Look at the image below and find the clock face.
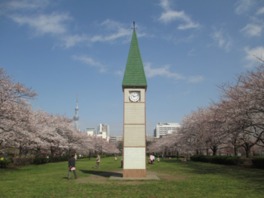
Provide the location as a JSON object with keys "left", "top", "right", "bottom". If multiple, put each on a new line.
{"left": 129, "top": 91, "right": 140, "bottom": 102}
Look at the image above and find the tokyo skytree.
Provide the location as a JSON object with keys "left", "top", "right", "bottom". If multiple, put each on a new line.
{"left": 73, "top": 98, "right": 79, "bottom": 131}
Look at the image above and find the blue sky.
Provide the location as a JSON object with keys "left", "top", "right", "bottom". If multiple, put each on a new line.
{"left": 1, "top": 0, "right": 264, "bottom": 136}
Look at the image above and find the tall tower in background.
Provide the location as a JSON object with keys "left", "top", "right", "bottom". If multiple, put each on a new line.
{"left": 73, "top": 98, "right": 79, "bottom": 131}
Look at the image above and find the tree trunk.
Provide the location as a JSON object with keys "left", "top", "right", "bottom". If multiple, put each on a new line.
{"left": 233, "top": 146, "right": 238, "bottom": 156}
{"left": 212, "top": 145, "right": 218, "bottom": 156}
{"left": 206, "top": 148, "right": 209, "bottom": 156}
{"left": 19, "top": 142, "right": 23, "bottom": 156}
{"left": 243, "top": 143, "right": 252, "bottom": 158}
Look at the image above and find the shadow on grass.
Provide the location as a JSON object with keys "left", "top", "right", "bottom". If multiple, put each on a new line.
{"left": 163, "top": 159, "right": 264, "bottom": 191}
{"left": 186, "top": 161, "right": 264, "bottom": 175}
{"left": 80, "top": 169, "right": 122, "bottom": 178}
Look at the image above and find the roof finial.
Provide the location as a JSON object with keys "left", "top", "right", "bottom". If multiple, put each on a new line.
{"left": 132, "top": 21, "right": 136, "bottom": 30}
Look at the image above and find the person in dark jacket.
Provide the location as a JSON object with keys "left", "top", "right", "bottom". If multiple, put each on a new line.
{"left": 68, "top": 155, "right": 77, "bottom": 179}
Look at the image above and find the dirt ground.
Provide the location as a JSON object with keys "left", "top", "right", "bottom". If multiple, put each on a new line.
{"left": 76, "top": 170, "right": 187, "bottom": 184}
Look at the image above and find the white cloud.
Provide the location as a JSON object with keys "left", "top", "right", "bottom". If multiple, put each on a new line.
{"left": 10, "top": 13, "right": 71, "bottom": 35}
{"left": 159, "top": 9, "right": 184, "bottom": 24}
{"left": 235, "top": 0, "right": 254, "bottom": 15}
{"left": 100, "top": 19, "right": 124, "bottom": 30}
{"left": 256, "top": 7, "right": 264, "bottom": 15}
{"left": 187, "top": 76, "right": 204, "bottom": 83}
{"left": 159, "top": 0, "right": 170, "bottom": 10}
{"left": 158, "top": 0, "right": 200, "bottom": 30}
{"left": 3, "top": 0, "right": 49, "bottom": 11}
{"left": 61, "top": 19, "right": 132, "bottom": 48}
{"left": 72, "top": 55, "right": 107, "bottom": 73}
{"left": 241, "top": 23, "right": 262, "bottom": 37}
{"left": 178, "top": 18, "right": 200, "bottom": 30}
{"left": 244, "top": 46, "right": 264, "bottom": 67}
{"left": 62, "top": 34, "right": 90, "bottom": 48}
{"left": 89, "top": 29, "right": 130, "bottom": 43}
{"left": 144, "top": 63, "right": 184, "bottom": 80}
{"left": 144, "top": 63, "right": 203, "bottom": 83}
{"left": 114, "top": 70, "right": 123, "bottom": 77}
{"left": 211, "top": 28, "right": 232, "bottom": 51}
{"left": 3, "top": 1, "right": 137, "bottom": 48}
{"left": 91, "top": 19, "right": 131, "bottom": 42}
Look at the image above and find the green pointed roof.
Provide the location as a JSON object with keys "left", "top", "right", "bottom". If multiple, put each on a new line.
{"left": 122, "top": 28, "right": 147, "bottom": 89}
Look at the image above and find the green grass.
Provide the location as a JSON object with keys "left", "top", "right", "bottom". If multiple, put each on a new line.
{"left": 0, "top": 157, "right": 264, "bottom": 198}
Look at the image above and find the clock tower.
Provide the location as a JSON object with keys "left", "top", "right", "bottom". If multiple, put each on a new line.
{"left": 122, "top": 22, "right": 147, "bottom": 178}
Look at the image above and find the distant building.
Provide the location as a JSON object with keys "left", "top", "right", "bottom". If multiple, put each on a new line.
{"left": 86, "top": 128, "right": 96, "bottom": 136}
{"left": 86, "top": 124, "right": 110, "bottom": 141}
{"left": 97, "top": 123, "right": 110, "bottom": 141}
{"left": 146, "top": 135, "right": 155, "bottom": 142}
{"left": 154, "top": 123, "right": 181, "bottom": 138}
{"left": 109, "top": 136, "right": 123, "bottom": 144}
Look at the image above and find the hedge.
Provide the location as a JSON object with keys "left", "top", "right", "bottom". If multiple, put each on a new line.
{"left": 33, "top": 155, "right": 69, "bottom": 165}
{"left": 0, "top": 157, "right": 10, "bottom": 168}
{"left": 252, "top": 157, "right": 264, "bottom": 169}
{"left": 190, "top": 155, "right": 242, "bottom": 165}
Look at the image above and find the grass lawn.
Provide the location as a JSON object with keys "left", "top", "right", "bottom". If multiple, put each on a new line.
{"left": 0, "top": 157, "right": 264, "bottom": 198}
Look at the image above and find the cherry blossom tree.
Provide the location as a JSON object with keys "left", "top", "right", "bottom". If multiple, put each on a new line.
{"left": 219, "top": 64, "right": 264, "bottom": 157}
{"left": 0, "top": 68, "right": 36, "bottom": 155}
{"left": 1, "top": 68, "right": 119, "bottom": 162}
{"left": 148, "top": 63, "right": 264, "bottom": 158}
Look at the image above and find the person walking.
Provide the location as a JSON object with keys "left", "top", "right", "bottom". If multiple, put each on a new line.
{"left": 95, "top": 154, "right": 101, "bottom": 168}
{"left": 149, "top": 154, "right": 155, "bottom": 164}
{"left": 68, "top": 155, "right": 77, "bottom": 179}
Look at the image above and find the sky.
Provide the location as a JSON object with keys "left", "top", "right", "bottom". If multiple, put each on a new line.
{"left": 1, "top": 0, "right": 264, "bottom": 136}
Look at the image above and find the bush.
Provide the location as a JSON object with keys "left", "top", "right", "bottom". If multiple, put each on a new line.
{"left": 252, "top": 157, "right": 264, "bottom": 169}
{"left": 33, "top": 155, "right": 68, "bottom": 164}
{"left": 0, "top": 157, "right": 10, "bottom": 168}
{"left": 190, "top": 155, "right": 242, "bottom": 165}
{"left": 211, "top": 156, "right": 242, "bottom": 165}
{"left": 12, "top": 156, "right": 34, "bottom": 166}
{"left": 33, "top": 157, "right": 49, "bottom": 165}
{"left": 49, "top": 155, "right": 68, "bottom": 163}
{"left": 190, "top": 155, "right": 209, "bottom": 163}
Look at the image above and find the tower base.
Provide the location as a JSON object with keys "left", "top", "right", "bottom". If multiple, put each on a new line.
{"left": 123, "top": 169, "right": 146, "bottom": 178}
